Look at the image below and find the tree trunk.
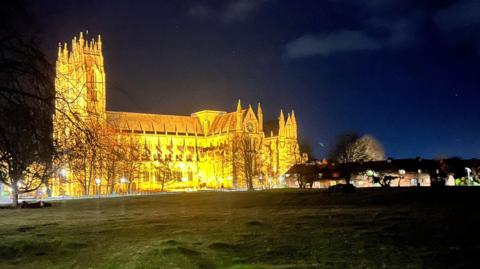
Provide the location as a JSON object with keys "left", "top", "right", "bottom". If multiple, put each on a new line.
{"left": 45, "top": 182, "right": 52, "bottom": 197}
{"left": 247, "top": 177, "right": 254, "bottom": 191}
{"left": 110, "top": 181, "right": 115, "bottom": 194}
{"left": 11, "top": 180, "right": 19, "bottom": 207}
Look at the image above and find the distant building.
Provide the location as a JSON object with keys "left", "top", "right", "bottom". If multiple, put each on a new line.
{"left": 286, "top": 158, "right": 480, "bottom": 188}
{"left": 51, "top": 32, "right": 303, "bottom": 196}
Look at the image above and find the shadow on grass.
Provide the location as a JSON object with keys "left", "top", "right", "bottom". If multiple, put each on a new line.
{"left": 0, "top": 239, "right": 88, "bottom": 260}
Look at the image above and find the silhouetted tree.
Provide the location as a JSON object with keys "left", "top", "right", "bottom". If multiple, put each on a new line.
{"left": 329, "top": 133, "right": 385, "bottom": 164}
{"left": 299, "top": 138, "right": 314, "bottom": 161}
{"left": 372, "top": 174, "right": 397, "bottom": 187}
{"left": 296, "top": 165, "right": 317, "bottom": 188}
{"left": 328, "top": 133, "right": 364, "bottom": 163}
{"left": 0, "top": 2, "right": 56, "bottom": 206}
{"left": 329, "top": 133, "right": 385, "bottom": 184}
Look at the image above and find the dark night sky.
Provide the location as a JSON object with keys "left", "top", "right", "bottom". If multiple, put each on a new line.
{"left": 29, "top": 0, "right": 480, "bottom": 159}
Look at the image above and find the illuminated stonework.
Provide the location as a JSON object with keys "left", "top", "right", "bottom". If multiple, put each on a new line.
{"left": 53, "top": 33, "right": 303, "bottom": 195}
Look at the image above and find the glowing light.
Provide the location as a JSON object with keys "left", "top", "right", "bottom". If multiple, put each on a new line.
{"left": 51, "top": 32, "right": 303, "bottom": 195}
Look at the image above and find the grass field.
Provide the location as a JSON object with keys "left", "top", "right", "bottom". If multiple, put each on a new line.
{"left": 0, "top": 188, "right": 479, "bottom": 269}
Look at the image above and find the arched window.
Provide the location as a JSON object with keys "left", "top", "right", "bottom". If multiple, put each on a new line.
{"left": 187, "top": 169, "right": 193, "bottom": 181}
{"left": 142, "top": 170, "right": 149, "bottom": 183}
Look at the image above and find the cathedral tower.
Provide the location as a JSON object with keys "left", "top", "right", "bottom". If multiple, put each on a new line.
{"left": 55, "top": 32, "right": 106, "bottom": 122}
{"left": 51, "top": 32, "right": 303, "bottom": 195}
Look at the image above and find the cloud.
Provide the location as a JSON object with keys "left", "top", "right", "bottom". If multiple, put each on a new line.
{"left": 434, "top": 0, "right": 480, "bottom": 55}
{"left": 221, "top": 0, "right": 268, "bottom": 23}
{"left": 359, "top": 0, "right": 418, "bottom": 13}
{"left": 188, "top": 0, "right": 268, "bottom": 24}
{"left": 434, "top": 0, "right": 480, "bottom": 31}
{"left": 285, "top": 13, "right": 425, "bottom": 59}
{"left": 285, "top": 30, "right": 381, "bottom": 59}
{"left": 370, "top": 12, "right": 425, "bottom": 49}
{"left": 188, "top": 5, "right": 214, "bottom": 19}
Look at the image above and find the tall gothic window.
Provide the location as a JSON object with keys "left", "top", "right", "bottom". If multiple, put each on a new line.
{"left": 187, "top": 169, "right": 193, "bottom": 181}
{"left": 86, "top": 68, "right": 97, "bottom": 114}
{"left": 143, "top": 170, "right": 149, "bottom": 183}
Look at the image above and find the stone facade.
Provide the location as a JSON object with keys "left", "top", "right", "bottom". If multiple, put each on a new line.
{"left": 52, "top": 33, "right": 302, "bottom": 195}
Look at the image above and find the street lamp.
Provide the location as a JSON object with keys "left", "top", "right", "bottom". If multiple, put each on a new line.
{"left": 120, "top": 177, "right": 127, "bottom": 194}
{"left": 60, "top": 168, "right": 67, "bottom": 177}
{"left": 398, "top": 169, "right": 406, "bottom": 187}
{"left": 465, "top": 167, "right": 472, "bottom": 186}
{"left": 95, "top": 178, "right": 101, "bottom": 197}
{"left": 56, "top": 168, "right": 68, "bottom": 198}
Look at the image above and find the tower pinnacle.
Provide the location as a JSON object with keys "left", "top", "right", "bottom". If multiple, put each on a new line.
{"left": 279, "top": 109, "right": 286, "bottom": 137}
{"left": 236, "top": 99, "right": 242, "bottom": 112}
{"left": 236, "top": 99, "right": 243, "bottom": 131}
{"left": 257, "top": 102, "right": 263, "bottom": 132}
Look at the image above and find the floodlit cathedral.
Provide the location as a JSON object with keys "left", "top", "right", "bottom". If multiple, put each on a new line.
{"left": 52, "top": 32, "right": 303, "bottom": 195}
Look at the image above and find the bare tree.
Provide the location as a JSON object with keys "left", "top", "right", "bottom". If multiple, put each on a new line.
{"left": 0, "top": 2, "right": 57, "bottom": 206}
{"left": 357, "top": 135, "right": 385, "bottom": 161}
{"left": 119, "top": 136, "right": 142, "bottom": 193}
{"left": 328, "top": 133, "right": 366, "bottom": 163}
{"left": 101, "top": 129, "right": 124, "bottom": 194}
{"left": 299, "top": 138, "right": 314, "bottom": 161}
{"left": 328, "top": 133, "right": 385, "bottom": 184}
{"left": 232, "top": 133, "right": 263, "bottom": 190}
{"left": 153, "top": 157, "right": 172, "bottom": 192}
{"left": 0, "top": 105, "right": 55, "bottom": 206}
{"left": 329, "top": 133, "right": 385, "bottom": 163}
{"left": 296, "top": 165, "right": 317, "bottom": 189}
{"left": 64, "top": 119, "right": 104, "bottom": 195}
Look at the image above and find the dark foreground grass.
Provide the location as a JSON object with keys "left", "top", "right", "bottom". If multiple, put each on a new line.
{"left": 0, "top": 188, "right": 479, "bottom": 269}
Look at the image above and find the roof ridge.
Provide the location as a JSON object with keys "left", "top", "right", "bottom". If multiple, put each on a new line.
{"left": 106, "top": 110, "right": 195, "bottom": 119}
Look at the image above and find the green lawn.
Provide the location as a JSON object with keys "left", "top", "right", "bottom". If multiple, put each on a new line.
{"left": 0, "top": 188, "right": 479, "bottom": 268}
